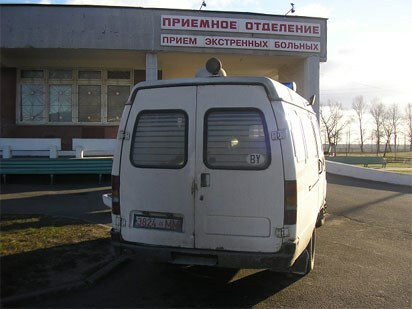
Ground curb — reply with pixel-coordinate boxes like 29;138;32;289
326;161;412;186
1;256;129;307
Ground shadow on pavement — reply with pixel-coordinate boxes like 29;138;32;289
25;259;301;308
0;177;111;225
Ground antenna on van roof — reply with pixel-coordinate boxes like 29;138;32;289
308;94;316;106
285;3;295;15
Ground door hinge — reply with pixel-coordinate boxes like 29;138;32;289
271;130;286;140
118;130;130;140
275;227;290;238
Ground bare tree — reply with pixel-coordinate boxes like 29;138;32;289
406;103;412;151
320;100;348;152
382;109;393;156
370;99;385;154
388;104;402;156
352;95;368;152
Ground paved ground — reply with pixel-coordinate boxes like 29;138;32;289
0;175;111;226
1;174;411;308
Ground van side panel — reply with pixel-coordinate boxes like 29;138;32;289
112;105;131;177
283;104;320;254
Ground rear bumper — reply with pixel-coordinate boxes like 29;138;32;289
111;230;296;271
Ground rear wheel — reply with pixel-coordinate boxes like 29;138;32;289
290;228;316;275
316;203;327;228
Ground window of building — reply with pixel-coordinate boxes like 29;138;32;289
204;109;270;170
17;68;133;124
78;85;101;122
78;70;101;80
49;70;72;80
21;70;44;79
130;110;188;169
49;85;72;122
20;84;45;122
108;70;131;80
107;85;130;122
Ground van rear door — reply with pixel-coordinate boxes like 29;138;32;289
119;86;196;248
194;84;285;253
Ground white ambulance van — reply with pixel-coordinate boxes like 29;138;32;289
108;58;327;275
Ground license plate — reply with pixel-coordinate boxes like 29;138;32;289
133;214;183;232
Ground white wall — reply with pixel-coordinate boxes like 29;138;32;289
326;161;412;186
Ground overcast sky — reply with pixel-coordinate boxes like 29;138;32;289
2;0;411;109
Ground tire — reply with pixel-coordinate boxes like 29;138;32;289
290;228;316;275
316;204;327;228
307;228;316;272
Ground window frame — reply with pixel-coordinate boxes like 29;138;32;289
19;83;46;123
203;108;271;171
130;109;189;170
17;68;133;125
48;84;73;122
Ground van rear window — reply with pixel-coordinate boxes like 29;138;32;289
130;110;187;169
204;109;270;170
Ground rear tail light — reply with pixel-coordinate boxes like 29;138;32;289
112;175;120;215
284;180;297;225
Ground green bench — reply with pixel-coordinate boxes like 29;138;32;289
326;156;386;167
0;158;113;184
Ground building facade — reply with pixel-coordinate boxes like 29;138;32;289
0;4;327;150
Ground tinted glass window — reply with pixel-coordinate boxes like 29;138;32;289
302;115;318;158
289;111;306;162
204;109;270;170
131;111;187;168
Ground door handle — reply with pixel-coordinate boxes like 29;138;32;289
201;173;210;187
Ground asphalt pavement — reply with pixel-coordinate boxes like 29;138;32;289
1;174;411;308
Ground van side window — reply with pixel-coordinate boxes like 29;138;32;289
310;116;322;156
302;115;319;158
204;109;270;170
130;110;187;169
289;111;306;162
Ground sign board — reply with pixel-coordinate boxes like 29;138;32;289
161;15;321;37
160;15;323;55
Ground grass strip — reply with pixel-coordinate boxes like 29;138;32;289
0;214;112;298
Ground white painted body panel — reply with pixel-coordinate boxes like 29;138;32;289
112;76;326;261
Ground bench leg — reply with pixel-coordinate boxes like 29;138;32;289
2;174;6;184
98;174;102;185
50;174;54;185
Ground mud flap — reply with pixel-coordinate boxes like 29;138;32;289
289;248;310;275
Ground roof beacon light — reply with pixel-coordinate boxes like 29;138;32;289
196;57;227;77
281;81;297;91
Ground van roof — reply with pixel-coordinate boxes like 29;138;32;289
128;76;310;108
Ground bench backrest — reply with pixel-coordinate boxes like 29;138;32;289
72;138;116;158
0;138;61;159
